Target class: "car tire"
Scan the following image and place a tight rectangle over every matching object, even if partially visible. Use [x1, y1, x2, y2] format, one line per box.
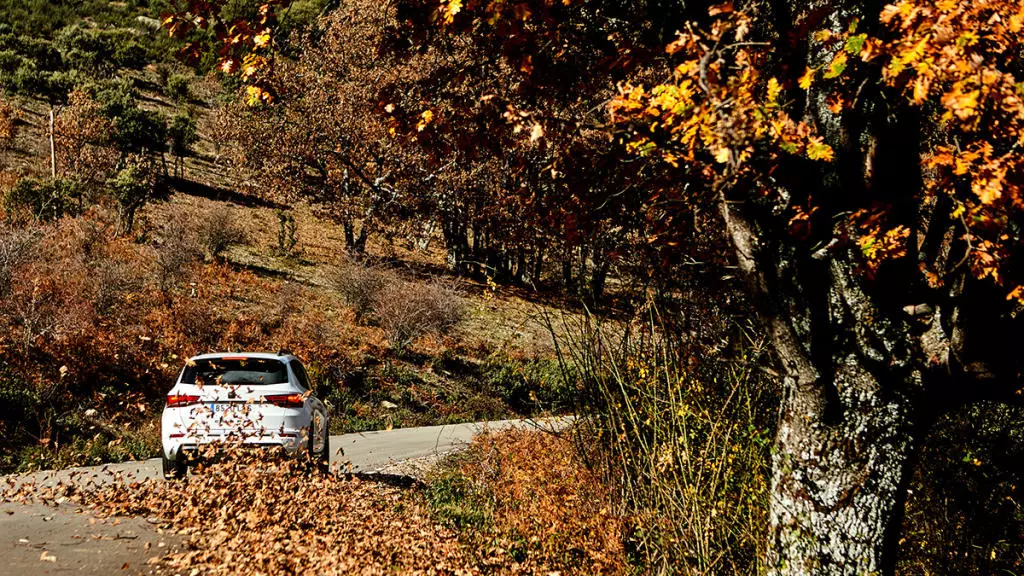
[162, 453, 186, 480]
[308, 413, 330, 475]
[317, 433, 331, 475]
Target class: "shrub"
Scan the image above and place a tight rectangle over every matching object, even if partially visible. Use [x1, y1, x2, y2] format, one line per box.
[482, 357, 572, 414]
[153, 63, 172, 87]
[425, 428, 625, 573]
[0, 223, 39, 298]
[192, 204, 247, 261]
[166, 73, 190, 102]
[112, 38, 146, 69]
[332, 257, 387, 322]
[153, 221, 201, 298]
[274, 208, 298, 256]
[558, 313, 778, 574]
[3, 177, 80, 223]
[373, 277, 465, 351]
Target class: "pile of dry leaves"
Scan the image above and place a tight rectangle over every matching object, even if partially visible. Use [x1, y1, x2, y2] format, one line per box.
[4, 451, 474, 575]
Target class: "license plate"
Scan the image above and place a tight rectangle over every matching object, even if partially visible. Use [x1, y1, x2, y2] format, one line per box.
[207, 403, 228, 414]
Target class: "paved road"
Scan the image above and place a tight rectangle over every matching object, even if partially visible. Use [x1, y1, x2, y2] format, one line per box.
[0, 417, 572, 575]
[8, 417, 572, 488]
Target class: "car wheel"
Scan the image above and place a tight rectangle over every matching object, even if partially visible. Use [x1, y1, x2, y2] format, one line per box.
[162, 453, 186, 480]
[317, 433, 331, 475]
[308, 412, 330, 475]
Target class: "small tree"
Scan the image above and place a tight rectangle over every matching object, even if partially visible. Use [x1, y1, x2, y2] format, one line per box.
[106, 162, 154, 236]
[274, 208, 298, 256]
[168, 112, 198, 178]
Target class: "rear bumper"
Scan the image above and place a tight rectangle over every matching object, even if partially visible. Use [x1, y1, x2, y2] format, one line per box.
[162, 431, 308, 461]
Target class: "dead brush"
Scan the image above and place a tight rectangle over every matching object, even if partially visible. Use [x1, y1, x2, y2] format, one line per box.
[332, 256, 388, 322]
[373, 276, 465, 352]
[425, 427, 625, 574]
[557, 311, 778, 575]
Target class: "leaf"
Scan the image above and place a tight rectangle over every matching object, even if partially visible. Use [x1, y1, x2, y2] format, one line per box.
[219, 58, 240, 75]
[766, 77, 782, 103]
[826, 94, 845, 114]
[529, 123, 544, 143]
[798, 67, 816, 90]
[823, 51, 848, 79]
[440, 0, 463, 24]
[416, 109, 435, 132]
[813, 29, 833, 43]
[253, 31, 272, 49]
[844, 33, 867, 55]
[708, 2, 733, 16]
[806, 137, 834, 161]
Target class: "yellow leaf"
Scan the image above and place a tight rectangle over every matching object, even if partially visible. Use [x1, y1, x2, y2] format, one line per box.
[766, 77, 782, 103]
[245, 85, 271, 106]
[798, 67, 816, 90]
[823, 51, 848, 79]
[912, 76, 930, 103]
[441, 0, 463, 24]
[806, 137, 834, 161]
[713, 147, 731, 163]
[416, 109, 434, 132]
[253, 31, 271, 49]
[1007, 285, 1024, 303]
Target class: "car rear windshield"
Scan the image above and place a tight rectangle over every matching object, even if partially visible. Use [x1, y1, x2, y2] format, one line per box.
[180, 358, 288, 386]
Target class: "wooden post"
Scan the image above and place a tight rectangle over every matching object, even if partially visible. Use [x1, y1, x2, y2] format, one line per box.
[48, 107, 55, 178]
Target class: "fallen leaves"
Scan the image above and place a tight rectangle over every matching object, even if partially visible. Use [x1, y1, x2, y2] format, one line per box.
[4, 451, 475, 575]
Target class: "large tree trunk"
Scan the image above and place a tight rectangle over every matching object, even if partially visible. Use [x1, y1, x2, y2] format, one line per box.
[720, 179, 922, 573]
[769, 361, 915, 574]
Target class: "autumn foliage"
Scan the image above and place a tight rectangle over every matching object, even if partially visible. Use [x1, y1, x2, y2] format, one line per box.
[608, 0, 1024, 304]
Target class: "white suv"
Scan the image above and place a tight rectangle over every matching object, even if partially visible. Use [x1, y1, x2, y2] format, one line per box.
[160, 352, 330, 479]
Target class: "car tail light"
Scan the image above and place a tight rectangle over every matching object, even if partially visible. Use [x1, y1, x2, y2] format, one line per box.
[167, 394, 200, 407]
[264, 394, 304, 408]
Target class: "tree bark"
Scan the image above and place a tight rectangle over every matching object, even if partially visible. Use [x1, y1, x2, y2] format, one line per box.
[719, 179, 922, 574]
[768, 362, 915, 575]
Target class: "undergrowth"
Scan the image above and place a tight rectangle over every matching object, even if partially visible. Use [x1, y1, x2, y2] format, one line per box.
[557, 309, 779, 574]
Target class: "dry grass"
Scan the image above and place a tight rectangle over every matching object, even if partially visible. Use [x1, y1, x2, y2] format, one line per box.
[426, 428, 625, 574]
[558, 312, 778, 574]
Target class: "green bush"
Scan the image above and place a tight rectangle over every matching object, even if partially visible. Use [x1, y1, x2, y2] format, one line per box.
[106, 164, 152, 234]
[94, 82, 166, 154]
[112, 38, 147, 69]
[166, 72, 190, 102]
[168, 112, 198, 157]
[3, 177, 80, 222]
[482, 357, 572, 414]
[0, 366, 40, 425]
[424, 463, 493, 531]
